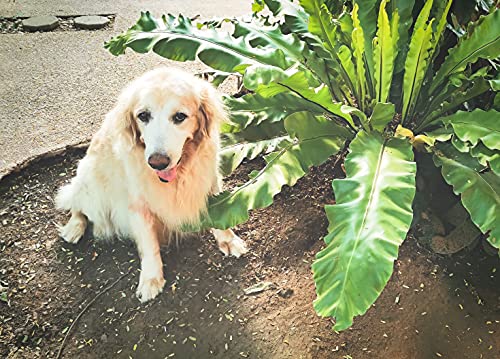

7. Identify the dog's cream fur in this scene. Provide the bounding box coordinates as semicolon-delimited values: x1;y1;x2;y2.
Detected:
55;68;247;302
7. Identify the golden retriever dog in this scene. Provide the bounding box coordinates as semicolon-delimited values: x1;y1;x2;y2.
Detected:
55;67;247;302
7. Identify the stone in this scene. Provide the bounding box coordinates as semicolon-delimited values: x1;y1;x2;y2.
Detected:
22;16;59;32
74;16;110;30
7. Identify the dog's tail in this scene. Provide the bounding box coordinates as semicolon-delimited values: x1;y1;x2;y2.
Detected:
55;181;77;211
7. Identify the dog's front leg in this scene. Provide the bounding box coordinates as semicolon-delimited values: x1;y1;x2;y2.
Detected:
129;209;165;303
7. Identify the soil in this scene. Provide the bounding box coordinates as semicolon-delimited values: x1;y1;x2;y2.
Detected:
0;149;499;359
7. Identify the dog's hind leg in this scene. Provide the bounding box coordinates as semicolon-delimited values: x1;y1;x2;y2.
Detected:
209;179;248;258
211;229;248;258
58;211;87;244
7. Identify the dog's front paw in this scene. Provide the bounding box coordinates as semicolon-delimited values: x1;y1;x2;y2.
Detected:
218;234;248;258
136;276;166;303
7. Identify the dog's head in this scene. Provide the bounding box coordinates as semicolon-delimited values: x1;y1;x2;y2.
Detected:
114;67;226;183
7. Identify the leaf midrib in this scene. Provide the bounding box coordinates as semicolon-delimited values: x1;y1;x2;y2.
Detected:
333;137;387;318
314;1;335;53
404;26;431;120
446;35;500;79
146;29;272;68
277;82;331;113
432;34;500;93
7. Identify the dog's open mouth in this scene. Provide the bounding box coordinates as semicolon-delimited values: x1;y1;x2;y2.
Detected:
155;166;177;183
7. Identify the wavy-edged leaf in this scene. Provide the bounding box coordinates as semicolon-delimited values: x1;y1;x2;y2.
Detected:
451;135;471;153
223;91;325;131
390;7;400;66
298;0;356;97
418;78;491;130
255;71;356;127
419;77;490;123
105;12;291;83
310;53;353;103
430;9;500;94
312;130;416;331
232;20;310;71
391;0;415;74
427;0;453;65
401;0;435;120
441;109;500;151
288;7;354;104
369;102;395;131
202;112;351;229
337;45;358;97
220;136;291;176
337;11;354;44
107;12;276;67
353;0;378;77
263;0;309;29
412;0;453;117
340;105;368;130
424;127;453;143
242;65;291;90
233;21;304;57
351;4;369;110
105;11;160;55
300;0;336;52
373;0;396;103
256;0;311;36
265;2;345;100
470;142;500;176
222;121;286;146
433;143;500;250
413;0;434;37
233;19;335;90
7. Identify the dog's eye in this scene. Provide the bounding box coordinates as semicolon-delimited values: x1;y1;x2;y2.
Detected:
173;112;187;124
137;111;151;123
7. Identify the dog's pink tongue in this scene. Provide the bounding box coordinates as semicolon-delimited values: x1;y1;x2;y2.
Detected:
155;167;177;182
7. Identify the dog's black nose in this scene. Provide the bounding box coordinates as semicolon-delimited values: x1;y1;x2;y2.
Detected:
148;153;171;170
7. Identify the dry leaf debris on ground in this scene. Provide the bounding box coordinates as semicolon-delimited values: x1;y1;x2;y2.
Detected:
0;149;498;358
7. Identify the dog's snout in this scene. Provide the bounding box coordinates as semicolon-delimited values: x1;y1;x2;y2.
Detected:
148;153;171;170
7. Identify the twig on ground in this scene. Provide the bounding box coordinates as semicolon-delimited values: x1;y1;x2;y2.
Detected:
56;271;131;359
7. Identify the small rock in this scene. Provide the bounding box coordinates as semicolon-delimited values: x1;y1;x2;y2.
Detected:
100;333;108;342
74;16;110;30
278;288;294;298
22;16;59;32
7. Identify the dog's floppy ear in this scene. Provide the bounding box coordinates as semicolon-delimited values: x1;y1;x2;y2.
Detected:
197;82;228;139
124;110;142;146
109;87;143;148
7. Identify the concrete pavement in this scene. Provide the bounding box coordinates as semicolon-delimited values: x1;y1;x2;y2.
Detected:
0;0;251;175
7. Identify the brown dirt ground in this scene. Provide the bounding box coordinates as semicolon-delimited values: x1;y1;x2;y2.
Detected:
0;149;499;359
